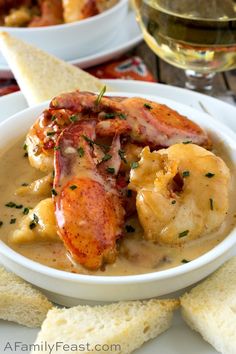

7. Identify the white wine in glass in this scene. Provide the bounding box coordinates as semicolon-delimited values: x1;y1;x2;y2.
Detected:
133;0;236;92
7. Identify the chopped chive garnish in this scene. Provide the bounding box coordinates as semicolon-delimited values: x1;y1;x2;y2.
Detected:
95;86;106;105
118;150;127;164
54;146;60;151
33;214;39;223
29;222;36;229
69;185;77;190
23;207;30;215
131;161;139;169
5;202;23;209
15;204;23;209
182;141;192;144
82;135;94;148
24;152;28;158
106;167;115;174
51;188;57;196
5;202;16;208
47;131;56;136
104;113;116;119
23;143;27;151
119;113;127;120
209;198;214;210
21;183;29;186
0;221;3;227
96;142;110;153
205;172;215;178
29;214;39;229
171;200;176;204
181;259;190;264
82;135;110;152
51;115;56;121
101;154;112;163
77;147;85;157
144;103;152;110
10;218;16;224
182;171;190;177
126;189;132;198
69;115;78;122
179;230;189;238
125;225;135;233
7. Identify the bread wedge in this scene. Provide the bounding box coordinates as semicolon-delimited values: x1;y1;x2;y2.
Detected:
181;257;236;354
33;299;179;354
0;266;53;327
0;32;110;106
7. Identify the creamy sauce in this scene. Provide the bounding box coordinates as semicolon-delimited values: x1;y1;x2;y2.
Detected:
0;137;236;276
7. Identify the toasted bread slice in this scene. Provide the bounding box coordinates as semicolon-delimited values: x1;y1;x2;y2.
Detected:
0;32;109;106
181;257;236;354
33;299;179;353
0;266;53;327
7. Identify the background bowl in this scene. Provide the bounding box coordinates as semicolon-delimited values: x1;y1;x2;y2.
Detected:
0;92;236;306
0;0;128;65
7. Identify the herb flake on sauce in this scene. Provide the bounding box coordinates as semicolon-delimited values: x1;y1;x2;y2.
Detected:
125;225;135;233
23;207;30;215
210;198;214;210
77;147;85;157
95;86;106;105
131;161;139;169
179;230;189;238
69;185;77;190
51;189;57;196
29;214;39;229
69;115;78;122
182;171;190;178
101;154;112;163
205;172;215;178
106;167;115;174
144;103;152;110
5;202;16;208
119;150;127;164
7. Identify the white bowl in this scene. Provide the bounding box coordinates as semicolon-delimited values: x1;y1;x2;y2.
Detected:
0;92;236;306
0;0;128;65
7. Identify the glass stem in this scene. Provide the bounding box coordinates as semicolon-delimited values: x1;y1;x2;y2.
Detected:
185;70;215;93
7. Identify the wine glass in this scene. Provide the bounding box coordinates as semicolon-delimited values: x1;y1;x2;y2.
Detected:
133;0;236;93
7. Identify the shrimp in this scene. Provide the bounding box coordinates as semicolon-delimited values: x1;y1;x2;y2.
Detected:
53;120;125;270
62;0;98;22
62;0;117;23
129;144;230;245
26;108;73;173
29;0;63;27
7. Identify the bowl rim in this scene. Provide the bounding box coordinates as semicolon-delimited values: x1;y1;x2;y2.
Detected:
0;92;236;285
0;0;128;32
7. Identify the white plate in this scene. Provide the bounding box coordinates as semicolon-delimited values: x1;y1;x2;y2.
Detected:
1;80;235;354
0;11;142;78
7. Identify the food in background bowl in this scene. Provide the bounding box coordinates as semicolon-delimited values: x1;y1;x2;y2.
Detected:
0;90;235;279
0;0;118;27
0;0;128;62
